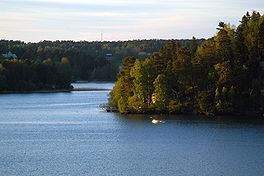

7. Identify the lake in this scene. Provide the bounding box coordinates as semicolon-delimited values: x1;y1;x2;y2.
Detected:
0;83;264;176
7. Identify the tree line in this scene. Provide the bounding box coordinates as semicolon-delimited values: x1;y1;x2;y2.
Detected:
0;58;72;91
0;38;202;91
109;11;264;116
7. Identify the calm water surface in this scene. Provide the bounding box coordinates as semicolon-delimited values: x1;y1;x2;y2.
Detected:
0;83;264;176
71;82;114;89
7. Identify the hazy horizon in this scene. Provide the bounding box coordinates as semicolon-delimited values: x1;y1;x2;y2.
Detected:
0;37;206;43
0;0;263;42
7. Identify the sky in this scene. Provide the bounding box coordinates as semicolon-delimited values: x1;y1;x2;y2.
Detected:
0;0;263;42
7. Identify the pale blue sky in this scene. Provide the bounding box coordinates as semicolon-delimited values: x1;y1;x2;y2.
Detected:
0;0;263;42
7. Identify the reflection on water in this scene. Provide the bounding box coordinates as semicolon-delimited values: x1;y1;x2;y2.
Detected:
0;83;264;176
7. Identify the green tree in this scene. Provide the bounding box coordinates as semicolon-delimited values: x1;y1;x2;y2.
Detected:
196;91;215;116
153;74;170;112
109;57;136;111
130;60;153;110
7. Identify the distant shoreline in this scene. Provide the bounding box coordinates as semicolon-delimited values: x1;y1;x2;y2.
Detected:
0;89;72;94
73;87;111;91
74;80;115;83
0;87;111;94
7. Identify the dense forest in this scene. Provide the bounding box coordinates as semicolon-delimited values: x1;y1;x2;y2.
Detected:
110;11;264;116
0;57;73;91
0;39;203;91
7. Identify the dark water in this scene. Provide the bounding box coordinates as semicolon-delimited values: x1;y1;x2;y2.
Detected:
0;83;264;176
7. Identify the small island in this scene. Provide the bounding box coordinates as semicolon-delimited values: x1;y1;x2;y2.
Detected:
109;11;264;116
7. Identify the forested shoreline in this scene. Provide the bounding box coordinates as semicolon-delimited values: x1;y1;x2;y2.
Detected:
110;11;264;116
0;57;73;91
0;39;203;92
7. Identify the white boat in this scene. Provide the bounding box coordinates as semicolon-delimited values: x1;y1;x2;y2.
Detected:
151;119;165;124
152;119;159;124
